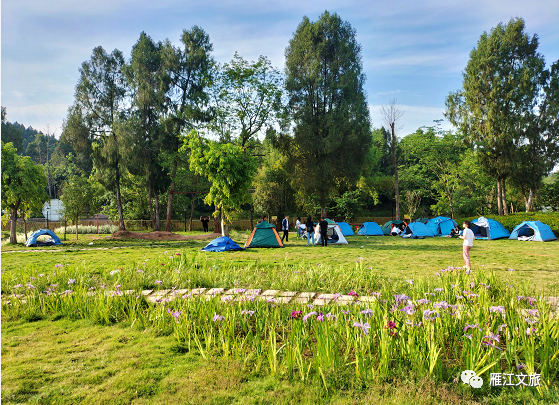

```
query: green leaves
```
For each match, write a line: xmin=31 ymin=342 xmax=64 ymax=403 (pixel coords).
xmin=186 ymin=130 xmax=257 ymax=222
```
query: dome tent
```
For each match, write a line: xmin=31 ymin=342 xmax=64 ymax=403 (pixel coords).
xmin=509 ymin=221 xmax=556 ymax=242
xmin=380 ymin=220 xmax=407 ymax=236
xmin=337 ymin=222 xmax=354 ymax=236
xmin=357 ymin=222 xmax=384 ymax=236
xmin=25 ymin=229 xmax=62 ymax=247
xmin=401 ymin=222 xmax=435 ymax=238
xmin=426 ymin=216 xmax=458 ymax=236
xmin=314 ymin=218 xmax=348 ymax=245
xmin=245 ymin=221 xmax=283 ymax=248
xmin=471 ymin=217 xmax=510 ymax=240
xmin=202 ymin=236 xmax=245 ymax=252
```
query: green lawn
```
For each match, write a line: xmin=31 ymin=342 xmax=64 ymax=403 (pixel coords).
xmin=2 ymin=232 xmax=558 ymax=404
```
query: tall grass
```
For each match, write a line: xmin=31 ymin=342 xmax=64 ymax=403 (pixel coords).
xmin=2 ymin=256 xmax=557 ymax=397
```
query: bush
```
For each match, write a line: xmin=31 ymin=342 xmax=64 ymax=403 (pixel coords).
xmin=53 ymin=225 xmax=119 ymax=235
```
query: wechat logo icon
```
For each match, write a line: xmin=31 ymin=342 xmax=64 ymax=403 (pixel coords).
xmin=461 ymin=370 xmax=483 ymax=388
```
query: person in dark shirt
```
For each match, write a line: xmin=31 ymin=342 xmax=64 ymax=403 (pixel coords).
xmin=200 ymin=216 xmax=209 ymax=232
xmin=281 ymin=215 xmax=290 ymax=242
xmin=305 ymin=216 xmax=315 ymax=246
xmin=319 ymin=216 xmax=329 ymax=247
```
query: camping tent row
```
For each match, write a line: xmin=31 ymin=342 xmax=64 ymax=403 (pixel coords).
xmin=201 ymin=217 xmax=557 ymax=251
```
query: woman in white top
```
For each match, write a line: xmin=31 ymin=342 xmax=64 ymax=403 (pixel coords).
xmin=459 ymin=220 xmax=474 ymax=270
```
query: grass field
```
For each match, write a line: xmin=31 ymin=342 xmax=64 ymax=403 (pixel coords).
xmin=2 ymin=231 xmax=559 ymax=404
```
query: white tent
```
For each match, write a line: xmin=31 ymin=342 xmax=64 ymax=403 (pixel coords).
xmin=313 ymin=220 xmax=348 ymax=245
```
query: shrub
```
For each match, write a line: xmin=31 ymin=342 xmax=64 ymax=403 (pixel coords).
xmin=53 ymin=225 xmax=119 ymax=235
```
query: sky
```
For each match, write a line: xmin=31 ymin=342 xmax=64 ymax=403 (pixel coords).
xmin=2 ymin=0 xmax=559 ymax=139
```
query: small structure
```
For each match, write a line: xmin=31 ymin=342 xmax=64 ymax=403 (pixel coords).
xmin=202 ymin=236 xmax=245 ymax=252
xmin=337 ymin=222 xmax=355 ymax=236
xmin=509 ymin=221 xmax=557 ymax=242
xmin=381 ymin=220 xmax=408 ymax=236
xmin=357 ymin=222 xmax=383 ymax=236
xmin=471 ymin=217 xmax=510 ymax=240
xmin=426 ymin=216 xmax=458 ymax=236
xmin=245 ymin=221 xmax=283 ymax=248
xmin=313 ymin=219 xmax=348 ymax=245
xmin=401 ymin=222 xmax=435 ymax=238
xmin=25 ymin=229 xmax=63 ymax=247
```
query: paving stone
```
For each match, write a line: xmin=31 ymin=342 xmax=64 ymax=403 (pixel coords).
xmin=313 ymin=293 xmax=337 ymax=306
xmin=275 ymin=296 xmax=292 ymax=304
xmin=190 ymin=288 xmax=206 ymax=295
xmin=358 ymin=295 xmax=379 ymax=303
xmin=291 ymin=292 xmax=316 ymax=304
xmin=245 ymin=289 xmax=262 ymax=296
xmin=278 ymin=291 xmax=297 ymax=297
xmin=141 ymin=290 xmax=153 ymax=296
xmin=173 ymin=289 xmax=189 ymax=295
xmin=206 ymin=288 xmax=225 ymax=295
xmin=261 ymin=290 xmax=280 ymax=297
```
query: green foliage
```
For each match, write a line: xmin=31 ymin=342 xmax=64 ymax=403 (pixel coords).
xmin=284 ymin=11 xmax=372 ymax=210
xmin=186 ymin=130 xmax=258 ymax=222
xmin=60 ymin=175 xmax=103 ymax=238
xmin=331 ymin=190 xmax=361 ymax=222
xmin=1 ymin=142 xmax=48 ymax=243
xmin=445 ymin=18 xmax=559 ymax=211
xmin=209 ymin=52 xmax=284 ymax=148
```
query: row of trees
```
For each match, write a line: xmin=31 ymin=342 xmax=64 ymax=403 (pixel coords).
xmin=2 ymin=15 xmax=558 ymax=242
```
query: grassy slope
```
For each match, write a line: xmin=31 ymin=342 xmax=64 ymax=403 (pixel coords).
xmin=2 ymin=318 xmax=530 ymax=405
xmin=2 ymin=232 xmax=558 ymax=404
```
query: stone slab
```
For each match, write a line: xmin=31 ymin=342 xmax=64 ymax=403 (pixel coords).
xmin=141 ymin=290 xmax=153 ymax=296
xmin=261 ymin=290 xmax=280 ymax=297
xmin=206 ymin=288 xmax=225 ymax=296
xmin=278 ymin=291 xmax=297 ymax=297
xmin=190 ymin=288 xmax=206 ymax=295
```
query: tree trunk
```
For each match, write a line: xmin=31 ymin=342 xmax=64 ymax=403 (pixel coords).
xmin=9 ymin=204 xmax=19 ymax=244
xmin=321 ymin=206 xmax=326 ymax=218
xmin=496 ymin=180 xmax=503 ymax=216
xmin=502 ymin=179 xmax=509 ymax=215
xmin=148 ymin=180 xmax=156 ymax=231
xmin=250 ymin=204 xmax=254 ymax=230
xmin=23 ymin=214 xmax=28 ymax=241
xmin=189 ymin=197 xmax=195 ymax=231
xmin=154 ymin=193 xmax=161 ymax=231
xmin=214 ymin=215 xmax=221 ymax=234
xmin=115 ymin=161 xmax=125 ymax=231
xmin=391 ymin=124 xmax=400 ymax=220
xmin=525 ymin=189 xmax=534 ymax=212
xmin=76 ymin=217 xmax=79 ymax=240
xmin=221 ymin=209 xmax=228 ymax=237
xmin=165 ymin=160 xmax=178 ymax=232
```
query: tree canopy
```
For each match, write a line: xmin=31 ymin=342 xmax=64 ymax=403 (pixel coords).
xmin=284 ymin=11 xmax=371 ymax=213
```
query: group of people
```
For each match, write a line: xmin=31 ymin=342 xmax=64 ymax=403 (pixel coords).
xmin=282 ymin=215 xmax=331 ymax=247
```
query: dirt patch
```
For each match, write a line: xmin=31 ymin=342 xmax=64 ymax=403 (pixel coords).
xmin=109 ymin=231 xmax=221 ymax=241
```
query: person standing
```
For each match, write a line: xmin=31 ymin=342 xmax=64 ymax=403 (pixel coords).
xmin=281 ymin=215 xmax=290 ymax=242
xmin=319 ymin=216 xmax=329 ymax=247
xmin=296 ymin=217 xmax=302 ymax=238
xmin=200 ymin=216 xmax=209 ymax=233
xmin=459 ymin=220 xmax=474 ymax=270
xmin=305 ymin=216 xmax=315 ymax=246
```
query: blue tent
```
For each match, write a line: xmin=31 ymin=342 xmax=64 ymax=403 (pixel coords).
xmin=337 ymin=222 xmax=354 ymax=236
xmin=201 ymin=236 xmax=244 ymax=252
xmin=357 ymin=222 xmax=383 ymax=236
xmin=426 ymin=216 xmax=458 ymax=236
xmin=25 ymin=229 xmax=62 ymax=247
xmin=471 ymin=217 xmax=510 ymax=240
xmin=401 ymin=222 xmax=435 ymax=238
xmin=509 ymin=221 xmax=557 ymax=242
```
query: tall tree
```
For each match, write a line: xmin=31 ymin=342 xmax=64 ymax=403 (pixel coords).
xmin=163 ymin=26 xmax=214 ymax=231
xmin=284 ymin=11 xmax=371 ymax=215
xmin=210 ymin=52 xmax=284 ymax=150
xmin=1 ymin=107 xmax=24 ymax=152
xmin=63 ymin=47 xmax=128 ymax=229
xmin=60 ymin=175 xmax=102 ymax=239
xmin=380 ymin=100 xmax=404 ymax=219
xmin=124 ymin=32 xmax=171 ymax=231
xmin=445 ymin=18 xmax=558 ymax=215
xmin=1 ymin=142 xmax=48 ymax=244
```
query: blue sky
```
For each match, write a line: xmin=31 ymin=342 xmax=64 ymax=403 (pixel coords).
xmin=2 ymin=0 xmax=559 ymax=138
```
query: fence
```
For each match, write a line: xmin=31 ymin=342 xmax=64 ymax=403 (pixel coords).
xmin=2 ymin=216 xmax=398 ymax=235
